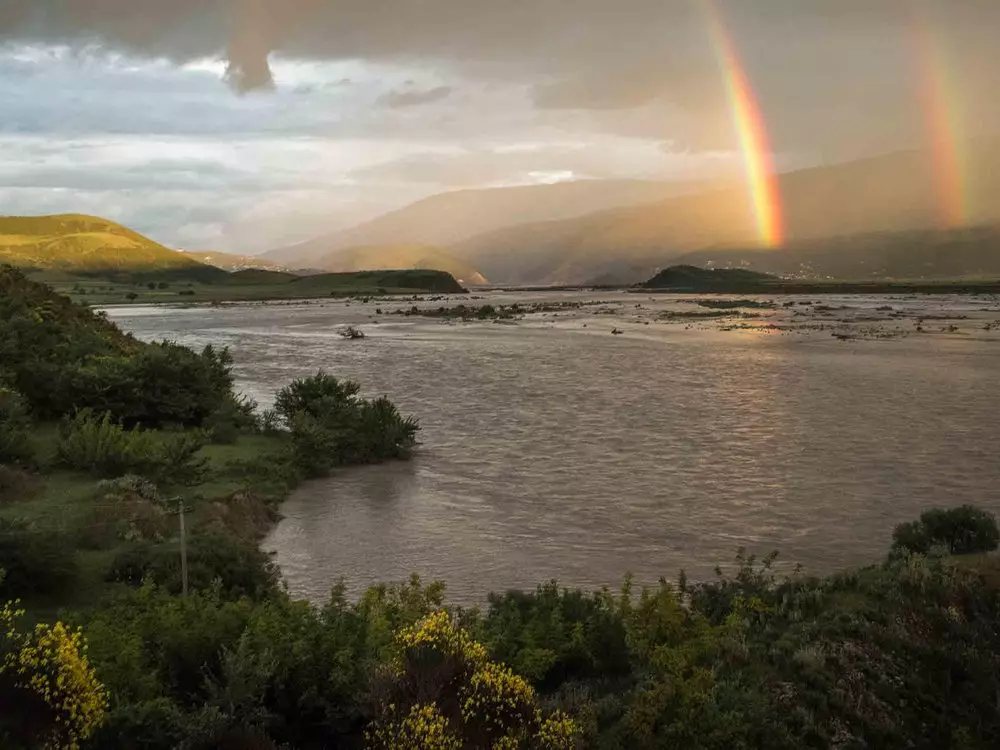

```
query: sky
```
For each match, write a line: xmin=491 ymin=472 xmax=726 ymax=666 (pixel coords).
xmin=1 ymin=0 xmax=998 ymax=253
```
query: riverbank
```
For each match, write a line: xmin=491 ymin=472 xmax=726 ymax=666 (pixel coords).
xmin=29 ymin=267 xmax=469 ymax=306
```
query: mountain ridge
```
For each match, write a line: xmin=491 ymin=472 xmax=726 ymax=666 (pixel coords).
xmin=448 ymin=142 xmax=1000 ymax=285
xmin=263 ymin=178 xmax=717 ymax=268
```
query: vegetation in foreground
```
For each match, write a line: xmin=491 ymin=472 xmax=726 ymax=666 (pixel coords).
xmin=3 ymin=264 xmax=1000 ymax=748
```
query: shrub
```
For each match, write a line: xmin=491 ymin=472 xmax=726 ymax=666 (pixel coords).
xmin=62 ymin=344 xmax=234 ymax=427
xmin=287 ymin=412 xmax=340 ymax=478
xmin=369 ymin=610 xmax=580 ymax=749
xmin=0 ymin=387 xmax=31 ymax=465
xmin=204 ymin=393 xmax=259 ymax=444
xmin=277 ymin=373 xmax=419 ymax=474
xmin=258 ymin=409 xmax=281 ymax=434
xmin=274 ymin=372 xmax=361 ymax=425
xmin=56 ymin=411 xmax=207 ymax=484
xmin=97 ymin=474 xmax=160 ymax=503
xmin=106 ymin=534 xmax=278 ymax=600
xmin=0 ymin=518 xmax=78 ymax=598
xmin=0 ymin=603 xmax=108 ymax=749
xmin=57 ymin=410 xmax=160 ymax=478
xmin=155 ymin=431 xmax=208 ymax=486
xmin=344 ymin=395 xmax=420 ymax=463
xmin=0 ymin=466 xmax=37 ymax=506
xmin=892 ymin=505 xmax=1000 ymax=556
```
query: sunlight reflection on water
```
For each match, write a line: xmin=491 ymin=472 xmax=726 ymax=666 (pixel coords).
xmin=108 ymin=292 xmax=1000 ymax=603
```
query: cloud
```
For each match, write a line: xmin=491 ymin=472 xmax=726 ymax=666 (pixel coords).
xmin=376 ymin=85 xmax=452 ymax=108
xmin=2 ymin=0 xmax=1000 ymax=254
xmin=3 ymin=0 xmax=996 ymax=159
xmin=348 ymin=140 xmax=739 ymax=188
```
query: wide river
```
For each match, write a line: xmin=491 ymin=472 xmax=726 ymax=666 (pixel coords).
xmin=107 ymin=291 xmax=1000 ymax=603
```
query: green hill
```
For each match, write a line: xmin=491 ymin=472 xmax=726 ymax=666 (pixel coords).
xmin=642 ymin=265 xmax=778 ymax=290
xmin=0 ymin=214 xmax=225 ymax=281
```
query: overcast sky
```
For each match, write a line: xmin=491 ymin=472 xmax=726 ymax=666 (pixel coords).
xmin=1 ymin=0 xmax=997 ymax=253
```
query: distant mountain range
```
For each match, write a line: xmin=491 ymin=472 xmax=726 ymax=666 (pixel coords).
xmin=264 ymin=141 xmax=1000 ymax=286
xmin=263 ymin=179 xmax=714 ymax=269
xmin=0 ymin=214 xmax=224 ymax=280
xmin=675 ymin=223 xmax=1000 ymax=281
xmin=449 ymin=142 xmax=1000 ymax=285
xmin=6 ymin=140 xmax=1000 ymax=288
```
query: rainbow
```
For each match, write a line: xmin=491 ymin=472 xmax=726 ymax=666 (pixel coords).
xmin=908 ymin=5 xmax=968 ymax=228
xmin=702 ymin=0 xmax=784 ymax=248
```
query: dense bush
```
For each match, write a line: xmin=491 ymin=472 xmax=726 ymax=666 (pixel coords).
xmin=82 ymin=577 xmax=446 ymax=748
xmin=59 ymin=343 xmax=235 ymax=427
xmin=0 ymin=267 xmax=233 ymax=427
xmin=892 ymin=505 xmax=1000 ymax=556
xmin=57 ymin=410 xmax=160 ymax=477
xmin=274 ymin=372 xmax=361 ymax=424
xmin=106 ymin=534 xmax=279 ymax=600
xmin=57 ymin=410 xmax=207 ymax=484
xmin=0 ymin=387 xmax=31 ymax=465
xmin=369 ymin=610 xmax=579 ymax=749
xmin=0 ymin=603 xmax=107 ymax=749
xmin=277 ymin=373 xmax=419 ymax=476
xmin=0 ymin=466 xmax=36 ymax=506
xmin=0 ymin=519 xmax=77 ymax=598
xmin=204 ymin=393 xmax=259 ymax=444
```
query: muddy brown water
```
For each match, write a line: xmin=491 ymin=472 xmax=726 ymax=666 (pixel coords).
xmin=107 ymin=292 xmax=1000 ymax=603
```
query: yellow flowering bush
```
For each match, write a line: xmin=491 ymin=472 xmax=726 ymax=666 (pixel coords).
xmin=536 ymin=711 xmax=580 ymax=750
xmin=370 ymin=610 xmax=580 ymax=749
xmin=367 ymin=702 xmax=462 ymax=750
xmin=396 ymin=609 xmax=488 ymax=664
xmin=460 ymin=661 xmax=536 ymax=739
xmin=0 ymin=601 xmax=108 ymax=750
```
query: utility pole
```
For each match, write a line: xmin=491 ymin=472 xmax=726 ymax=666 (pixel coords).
xmin=171 ymin=497 xmax=190 ymax=597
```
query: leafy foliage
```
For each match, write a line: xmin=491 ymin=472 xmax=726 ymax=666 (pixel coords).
xmin=0 ymin=267 xmax=233 ymax=426
xmin=276 ymin=373 xmax=419 ymax=476
xmin=891 ymin=505 xmax=1000 ymax=556
xmin=370 ymin=610 xmax=580 ymax=749
xmin=56 ymin=410 xmax=207 ymax=483
xmin=0 ymin=519 xmax=78 ymax=598
xmin=0 ymin=602 xmax=108 ymax=749
xmin=204 ymin=393 xmax=259 ymax=444
xmin=0 ymin=387 xmax=32 ymax=466
xmin=105 ymin=534 xmax=278 ymax=600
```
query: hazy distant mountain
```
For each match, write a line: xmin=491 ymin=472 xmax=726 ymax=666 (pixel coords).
xmin=264 ymin=179 xmax=711 ymax=268
xmin=310 ymin=244 xmax=488 ymax=286
xmin=0 ymin=214 xmax=223 ymax=280
xmin=450 ymin=142 xmax=1000 ymax=285
xmin=675 ymin=223 xmax=1000 ymax=281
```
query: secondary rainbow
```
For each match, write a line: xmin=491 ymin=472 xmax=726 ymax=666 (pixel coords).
xmin=908 ymin=5 xmax=968 ymax=228
xmin=701 ymin=0 xmax=784 ymax=248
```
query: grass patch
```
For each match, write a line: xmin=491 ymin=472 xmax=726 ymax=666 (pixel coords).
xmin=2 ymin=428 xmax=294 ymax=609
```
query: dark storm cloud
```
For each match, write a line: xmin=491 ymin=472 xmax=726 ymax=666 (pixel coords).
xmin=3 ymin=0 xmax=1000 ymax=157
